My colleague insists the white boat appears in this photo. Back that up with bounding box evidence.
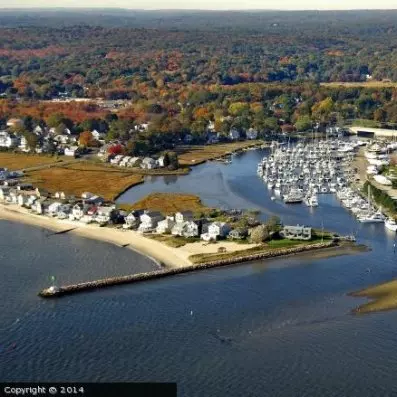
[358,212,385,223]
[385,218,397,231]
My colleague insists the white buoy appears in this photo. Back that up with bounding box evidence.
[190,310,193,316]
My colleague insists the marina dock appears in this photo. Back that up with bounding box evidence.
[39,241,337,298]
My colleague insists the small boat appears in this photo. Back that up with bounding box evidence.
[385,218,397,232]
[270,196,276,201]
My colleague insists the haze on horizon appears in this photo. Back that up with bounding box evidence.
[2,0,397,10]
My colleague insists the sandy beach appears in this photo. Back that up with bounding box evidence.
[0,203,262,269]
[0,203,191,269]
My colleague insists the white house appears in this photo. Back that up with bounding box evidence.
[48,202,62,216]
[33,125,44,135]
[201,222,231,241]
[53,134,70,144]
[18,136,30,152]
[127,157,140,167]
[229,128,240,141]
[96,206,116,225]
[171,220,200,237]
[33,198,49,214]
[157,155,166,168]
[123,210,141,229]
[0,186,11,201]
[246,128,258,140]
[156,216,175,234]
[134,123,149,132]
[138,210,164,233]
[280,225,312,240]
[175,211,194,223]
[91,129,105,140]
[0,131,18,148]
[141,157,158,170]
[64,146,79,157]
[57,204,72,219]
[71,203,90,220]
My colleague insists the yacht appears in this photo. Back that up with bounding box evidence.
[385,218,397,232]
[283,188,304,204]
[358,211,385,223]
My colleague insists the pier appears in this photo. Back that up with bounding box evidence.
[39,241,337,298]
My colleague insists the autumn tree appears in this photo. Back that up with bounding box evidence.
[79,131,95,147]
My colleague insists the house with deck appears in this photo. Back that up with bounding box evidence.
[123,210,142,229]
[138,210,164,233]
[280,225,312,240]
[96,206,117,225]
[156,216,176,234]
[201,221,231,241]
[141,157,158,170]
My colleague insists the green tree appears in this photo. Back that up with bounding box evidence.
[294,115,312,131]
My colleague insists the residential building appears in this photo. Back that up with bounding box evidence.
[64,146,79,157]
[246,128,258,140]
[229,128,240,141]
[57,204,72,219]
[0,131,18,148]
[228,228,248,240]
[157,155,166,168]
[96,206,117,225]
[171,220,200,237]
[123,210,142,229]
[156,217,176,234]
[54,191,66,200]
[175,211,194,223]
[141,157,158,170]
[280,225,312,240]
[0,186,11,201]
[48,202,62,216]
[138,210,164,233]
[91,129,106,140]
[201,222,231,241]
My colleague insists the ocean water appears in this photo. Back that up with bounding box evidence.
[2,149,397,396]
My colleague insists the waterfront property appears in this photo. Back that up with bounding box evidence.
[280,225,312,240]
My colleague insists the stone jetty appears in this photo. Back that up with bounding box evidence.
[39,241,337,298]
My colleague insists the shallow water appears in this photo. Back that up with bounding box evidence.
[2,149,397,396]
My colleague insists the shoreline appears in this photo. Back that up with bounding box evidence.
[0,203,190,269]
[0,203,365,297]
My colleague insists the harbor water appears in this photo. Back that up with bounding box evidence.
[2,149,397,396]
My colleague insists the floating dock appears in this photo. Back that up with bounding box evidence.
[39,241,337,298]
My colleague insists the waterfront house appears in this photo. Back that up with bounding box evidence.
[138,210,164,233]
[201,222,231,241]
[156,216,176,234]
[9,189,18,204]
[0,131,18,148]
[123,210,142,229]
[33,198,49,214]
[53,134,70,145]
[280,225,312,240]
[229,128,240,141]
[71,203,90,220]
[246,128,258,140]
[57,204,72,219]
[228,228,248,240]
[17,193,29,207]
[141,157,158,170]
[157,155,166,168]
[48,202,62,216]
[171,220,200,237]
[175,211,194,223]
[0,186,11,201]
[182,221,200,237]
[96,206,117,225]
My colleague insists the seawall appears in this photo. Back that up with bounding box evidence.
[39,241,337,298]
